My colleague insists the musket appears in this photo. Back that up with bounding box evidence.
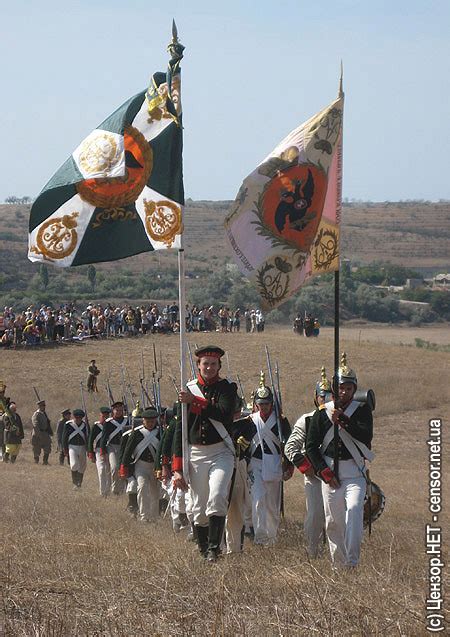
[186,342,195,377]
[236,374,246,404]
[366,469,372,537]
[169,375,180,395]
[119,364,129,415]
[139,378,155,407]
[105,370,114,408]
[264,346,285,517]
[275,361,282,407]
[225,352,232,380]
[80,381,90,429]
[32,386,41,402]
[140,350,146,406]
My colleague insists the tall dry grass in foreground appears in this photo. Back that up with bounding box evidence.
[1,328,449,635]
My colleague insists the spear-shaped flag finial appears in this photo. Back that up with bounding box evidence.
[339,60,344,98]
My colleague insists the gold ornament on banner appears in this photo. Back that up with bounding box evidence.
[78,132,121,176]
[143,199,182,247]
[30,212,79,260]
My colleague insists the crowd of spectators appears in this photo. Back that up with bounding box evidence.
[0,303,265,348]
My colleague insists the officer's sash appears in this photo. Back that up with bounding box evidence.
[133,428,159,463]
[68,421,87,443]
[186,380,235,455]
[321,401,375,471]
[250,412,282,481]
[106,418,127,446]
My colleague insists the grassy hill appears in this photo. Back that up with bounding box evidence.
[1,200,449,303]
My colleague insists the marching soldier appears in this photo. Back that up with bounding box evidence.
[56,409,72,466]
[87,359,100,393]
[118,403,144,515]
[285,367,332,557]
[172,346,238,562]
[2,401,24,463]
[0,380,11,459]
[306,353,374,568]
[120,408,161,522]
[31,400,53,464]
[100,401,129,495]
[225,396,253,553]
[63,408,89,488]
[246,374,292,546]
[88,406,112,497]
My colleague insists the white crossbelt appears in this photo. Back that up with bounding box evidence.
[106,418,127,446]
[186,380,235,455]
[93,422,103,448]
[68,421,87,443]
[250,411,280,457]
[320,400,375,473]
[133,428,159,463]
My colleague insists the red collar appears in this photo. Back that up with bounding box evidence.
[197,373,220,387]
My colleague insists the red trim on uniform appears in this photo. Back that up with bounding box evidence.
[197,373,220,386]
[161,455,170,466]
[298,457,312,474]
[320,467,335,484]
[119,464,129,479]
[172,455,183,472]
[197,351,222,359]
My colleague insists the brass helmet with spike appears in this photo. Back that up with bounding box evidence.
[338,352,357,386]
[315,366,332,398]
[254,370,273,405]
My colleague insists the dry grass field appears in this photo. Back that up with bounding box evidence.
[1,327,449,636]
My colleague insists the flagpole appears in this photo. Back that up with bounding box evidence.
[168,21,189,482]
[178,240,189,481]
[333,62,344,481]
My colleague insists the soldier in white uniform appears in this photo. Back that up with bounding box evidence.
[63,409,89,489]
[120,408,161,522]
[100,401,129,495]
[247,375,292,546]
[88,406,112,497]
[306,354,374,568]
[285,367,332,557]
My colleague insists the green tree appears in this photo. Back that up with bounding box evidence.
[87,265,97,291]
[39,264,49,290]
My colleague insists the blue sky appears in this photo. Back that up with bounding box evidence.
[1,0,449,202]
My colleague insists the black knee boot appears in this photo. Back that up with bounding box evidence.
[195,525,209,558]
[10,455,17,464]
[127,493,138,514]
[43,453,49,465]
[3,452,9,463]
[77,472,83,487]
[207,515,226,562]
[59,452,65,466]
[34,455,40,464]
[71,471,78,486]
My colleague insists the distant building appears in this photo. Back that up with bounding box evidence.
[405,278,424,289]
[433,273,450,288]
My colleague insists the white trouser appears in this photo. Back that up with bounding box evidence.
[304,474,325,557]
[95,449,111,496]
[322,458,366,566]
[135,460,159,521]
[226,458,250,553]
[189,442,235,527]
[249,457,281,544]
[69,445,87,473]
[107,444,124,495]
[126,476,137,494]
